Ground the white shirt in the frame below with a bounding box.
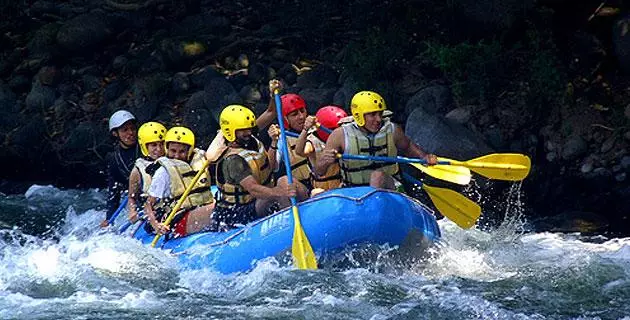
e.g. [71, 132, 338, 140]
[148, 166, 171, 198]
[273, 136, 286, 172]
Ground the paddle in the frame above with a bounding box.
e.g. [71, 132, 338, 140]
[107, 195, 129, 226]
[274, 90, 318, 270]
[339, 154, 472, 185]
[118, 212, 144, 234]
[402, 172, 481, 229]
[150, 160, 210, 247]
[437, 153, 531, 181]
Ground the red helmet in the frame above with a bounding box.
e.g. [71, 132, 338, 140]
[281, 93, 306, 127]
[315, 105, 347, 142]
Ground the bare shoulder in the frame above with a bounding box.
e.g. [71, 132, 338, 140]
[327, 127, 345, 151]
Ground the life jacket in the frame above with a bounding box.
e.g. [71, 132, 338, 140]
[284, 135, 312, 186]
[215, 137, 273, 205]
[307, 133, 341, 190]
[339, 120, 399, 186]
[134, 157, 154, 195]
[155, 148, 213, 211]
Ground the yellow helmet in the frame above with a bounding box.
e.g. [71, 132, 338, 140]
[219, 105, 256, 142]
[350, 91, 387, 126]
[138, 122, 167, 157]
[164, 126, 195, 159]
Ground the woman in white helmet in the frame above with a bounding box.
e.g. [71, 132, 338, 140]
[100, 110, 139, 228]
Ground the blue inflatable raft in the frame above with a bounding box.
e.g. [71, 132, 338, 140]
[130, 186, 441, 274]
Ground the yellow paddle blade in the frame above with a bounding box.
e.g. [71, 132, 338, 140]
[440, 153, 531, 181]
[291, 206, 318, 269]
[422, 184, 481, 229]
[411, 162, 472, 185]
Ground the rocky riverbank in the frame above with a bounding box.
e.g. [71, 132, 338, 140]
[1, 0, 629, 234]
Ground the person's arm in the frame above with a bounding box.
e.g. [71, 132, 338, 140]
[256, 79, 283, 129]
[267, 125, 280, 172]
[224, 154, 295, 200]
[144, 196, 169, 235]
[144, 167, 171, 234]
[127, 167, 141, 223]
[314, 128, 344, 176]
[295, 116, 316, 158]
[239, 176, 295, 200]
[393, 124, 437, 164]
[101, 155, 121, 227]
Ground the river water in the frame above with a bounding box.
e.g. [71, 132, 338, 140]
[0, 185, 629, 319]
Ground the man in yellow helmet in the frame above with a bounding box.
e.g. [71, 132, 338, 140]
[211, 104, 296, 231]
[144, 126, 215, 237]
[126, 121, 167, 224]
[315, 91, 438, 189]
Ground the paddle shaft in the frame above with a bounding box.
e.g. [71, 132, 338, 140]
[340, 153, 442, 165]
[107, 195, 129, 225]
[274, 92, 298, 206]
[274, 90, 317, 269]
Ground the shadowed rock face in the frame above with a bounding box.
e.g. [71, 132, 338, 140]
[0, 0, 629, 234]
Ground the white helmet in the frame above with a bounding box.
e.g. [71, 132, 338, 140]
[108, 110, 136, 131]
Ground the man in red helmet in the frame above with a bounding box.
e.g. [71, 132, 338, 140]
[294, 105, 347, 194]
[267, 93, 313, 207]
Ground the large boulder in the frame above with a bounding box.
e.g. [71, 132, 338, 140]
[613, 14, 630, 73]
[56, 11, 113, 52]
[450, 0, 535, 32]
[299, 88, 337, 114]
[405, 106, 493, 159]
[203, 78, 241, 121]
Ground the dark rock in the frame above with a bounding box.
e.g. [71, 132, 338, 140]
[239, 85, 262, 105]
[450, 0, 534, 31]
[625, 104, 630, 120]
[127, 73, 170, 121]
[247, 63, 267, 83]
[112, 56, 128, 71]
[485, 126, 506, 149]
[277, 64, 298, 85]
[405, 85, 453, 117]
[8, 75, 31, 93]
[174, 12, 230, 36]
[561, 135, 588, 160]
[189, 66, 222, 88]
[82, 74, 100, 92]
[270, 48, 292, 62]
[613, 14, 630, 73]
[298, 88, 337, 115]
[601, 136, 616, 153]
[60, 122, 99, 162]
[5, 116, 47, 159]
[172, 72, 190, 95]
[203, 78, 240, 121]
[56, 12, 113, 52]
[182, 107, 217, 148]
[296, 64, 338, 89]
[27, 23, 60, 57]
[103, 80, 126, 103]
[0, 82, 17, 111]
[532, 211, 609, 233]
[139, 53, 166, 74]
[405, 105, 493, 159]
[37, 66, 60, 86]
[444, 107, 471, 124]
[25, 81, 56, 111]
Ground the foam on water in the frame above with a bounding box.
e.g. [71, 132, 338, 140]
[1, 184, 629, 319]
